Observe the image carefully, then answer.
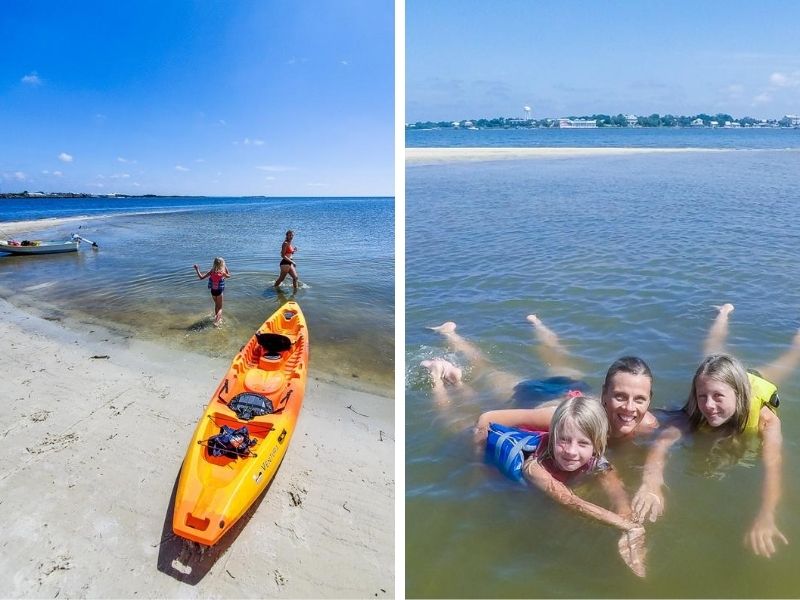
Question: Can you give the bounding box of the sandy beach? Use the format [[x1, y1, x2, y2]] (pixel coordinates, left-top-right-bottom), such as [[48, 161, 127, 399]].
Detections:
[[0, 297, 394, 598], [405, 146, 731, 165]]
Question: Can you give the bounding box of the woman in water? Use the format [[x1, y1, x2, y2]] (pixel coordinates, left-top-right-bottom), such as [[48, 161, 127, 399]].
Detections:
[[631, 304, 800, 557], [424, 316, 660, 443], [274, 230, 299, 292]]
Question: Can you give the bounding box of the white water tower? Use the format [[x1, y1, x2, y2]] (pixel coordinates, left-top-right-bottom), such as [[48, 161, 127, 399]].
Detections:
[[524, 105, 531, 121]]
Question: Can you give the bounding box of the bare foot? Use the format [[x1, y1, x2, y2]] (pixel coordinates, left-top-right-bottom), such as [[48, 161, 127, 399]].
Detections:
[[526, 314, 542, 326], [792, 328, 800, 347], [421, 358, 463, 385], [420, 359, 445, 383], [713, 303, 735, 316], [428, 321, 457, 334]]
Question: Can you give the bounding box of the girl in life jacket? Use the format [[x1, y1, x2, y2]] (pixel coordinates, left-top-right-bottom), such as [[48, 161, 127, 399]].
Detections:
[[194, 257, 231, 326], [486, 394, 648, 577], [633, 303, 800, 558]]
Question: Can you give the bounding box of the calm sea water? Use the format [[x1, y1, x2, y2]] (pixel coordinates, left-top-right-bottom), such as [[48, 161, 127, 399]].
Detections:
[[0, 196, 394, 393], [406, 149, 800, 597], [406, 126, 800, 149]]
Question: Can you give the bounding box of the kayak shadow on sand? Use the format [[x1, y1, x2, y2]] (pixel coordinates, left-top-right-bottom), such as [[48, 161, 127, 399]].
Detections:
[[155, 467, 279, 585]]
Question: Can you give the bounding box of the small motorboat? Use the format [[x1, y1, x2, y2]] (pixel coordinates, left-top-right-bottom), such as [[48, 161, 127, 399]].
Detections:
[[0, 234, 97, 255]]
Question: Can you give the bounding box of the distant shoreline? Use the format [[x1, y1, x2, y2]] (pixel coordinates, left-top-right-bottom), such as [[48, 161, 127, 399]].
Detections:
[[0, 192, 182, 199]]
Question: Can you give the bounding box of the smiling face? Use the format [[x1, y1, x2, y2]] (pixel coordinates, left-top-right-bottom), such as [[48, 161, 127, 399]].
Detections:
[[602, 371, 652, 438], [694, 374, 738, 428], [552, 418, 595, 472]]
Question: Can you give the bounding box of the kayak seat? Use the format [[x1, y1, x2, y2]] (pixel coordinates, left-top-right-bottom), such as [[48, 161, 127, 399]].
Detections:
[[244, 369, 285, 395], [256, 332, 292, 360]]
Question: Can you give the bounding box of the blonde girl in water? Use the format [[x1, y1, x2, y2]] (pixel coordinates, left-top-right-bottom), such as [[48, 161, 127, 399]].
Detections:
[[632, 303, 800, 558], [274, 230, 299, 292], [194, 257, 231, 326], [482, 393, 648, 576]]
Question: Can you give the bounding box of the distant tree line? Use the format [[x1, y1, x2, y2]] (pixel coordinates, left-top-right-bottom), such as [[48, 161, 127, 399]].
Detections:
[[407, 113, 797, 129]]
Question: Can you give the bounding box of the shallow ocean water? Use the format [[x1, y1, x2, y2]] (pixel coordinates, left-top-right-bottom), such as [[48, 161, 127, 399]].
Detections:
[[406, 149, 800, 597], [0, 196, 394, 393]]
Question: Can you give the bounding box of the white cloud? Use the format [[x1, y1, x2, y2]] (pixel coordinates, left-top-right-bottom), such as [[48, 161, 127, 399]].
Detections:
[[110, 173, 130, 179], [117, 156, 137, 164], [725, 84, 744, 96], [264, 176, 276, 181], [340, 60, 350, 66], [89, 182, 105, 188], [773, 71, 800, 87], [58, 152, 73, 163], [256, 165, 294, 172], [240, 137, 265, 146], [175, 165, 190, 172], [14, 172, 27, 181], [307, 182, 327, 187], [753, 92, 772, 105], [218, 119, 227, 126], [770, 72, 789, 87], [21, 72, 42, 85], [53, 171, 63, 177], [195, 158, 205, 163]]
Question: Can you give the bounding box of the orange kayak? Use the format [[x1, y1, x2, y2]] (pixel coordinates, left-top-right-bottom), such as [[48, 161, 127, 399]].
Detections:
[[173, 301, 309, 545]]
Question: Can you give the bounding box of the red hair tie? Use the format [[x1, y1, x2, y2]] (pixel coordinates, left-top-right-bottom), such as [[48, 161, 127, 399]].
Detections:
[[565, 389, 584, 399]]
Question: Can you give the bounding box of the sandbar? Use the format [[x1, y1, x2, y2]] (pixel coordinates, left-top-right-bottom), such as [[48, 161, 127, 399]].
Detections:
[[406, 146, 733, 165], [0, 298, 394, 598]]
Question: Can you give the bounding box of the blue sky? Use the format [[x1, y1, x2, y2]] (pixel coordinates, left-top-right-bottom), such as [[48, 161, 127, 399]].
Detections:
[[407, 0, 800, 122], [0, 1, 393, 196]]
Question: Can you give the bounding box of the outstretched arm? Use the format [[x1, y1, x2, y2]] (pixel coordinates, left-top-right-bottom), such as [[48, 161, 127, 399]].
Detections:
[[747, 408, 788, 557], [632, 425, 682, 523], [524, 460, 646, 577], [193, 264, 209, 279], [523, 460, 639, 531]]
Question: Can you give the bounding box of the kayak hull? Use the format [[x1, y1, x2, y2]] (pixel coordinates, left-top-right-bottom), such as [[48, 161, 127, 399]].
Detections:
[[173, 301, 308, 545]]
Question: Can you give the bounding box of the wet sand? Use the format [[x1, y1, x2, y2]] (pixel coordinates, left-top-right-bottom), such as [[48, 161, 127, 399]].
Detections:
[[0, 298, 394, 598], [406, 146, 731, 165]]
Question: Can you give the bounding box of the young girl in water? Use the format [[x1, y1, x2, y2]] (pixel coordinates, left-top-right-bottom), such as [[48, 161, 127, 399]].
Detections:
[[486, 393, 647, 576], [194, 257, 231, 326], [633, 304, 800, 557]]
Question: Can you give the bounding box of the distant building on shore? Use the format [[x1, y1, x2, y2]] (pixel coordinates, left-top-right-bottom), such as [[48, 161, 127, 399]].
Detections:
[[558, 118, 597, 128], [786, 115, 800, 127], [626, 114, 638, 127]]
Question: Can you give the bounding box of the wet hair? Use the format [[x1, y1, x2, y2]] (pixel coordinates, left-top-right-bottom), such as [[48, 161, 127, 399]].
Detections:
[[543, 394, 609, 462], [285, 230, 294, 238], [683, 353, 751, 433], [602, 356, 654, 400], [212, 257, 226, 272]]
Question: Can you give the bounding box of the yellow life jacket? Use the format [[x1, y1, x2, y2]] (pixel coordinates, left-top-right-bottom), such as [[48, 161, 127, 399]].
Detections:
[[744, 371, 779, 433]]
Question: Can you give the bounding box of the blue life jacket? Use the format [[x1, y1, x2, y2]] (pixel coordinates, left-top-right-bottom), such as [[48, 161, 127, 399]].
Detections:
[[485, 422, 544, 481]]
